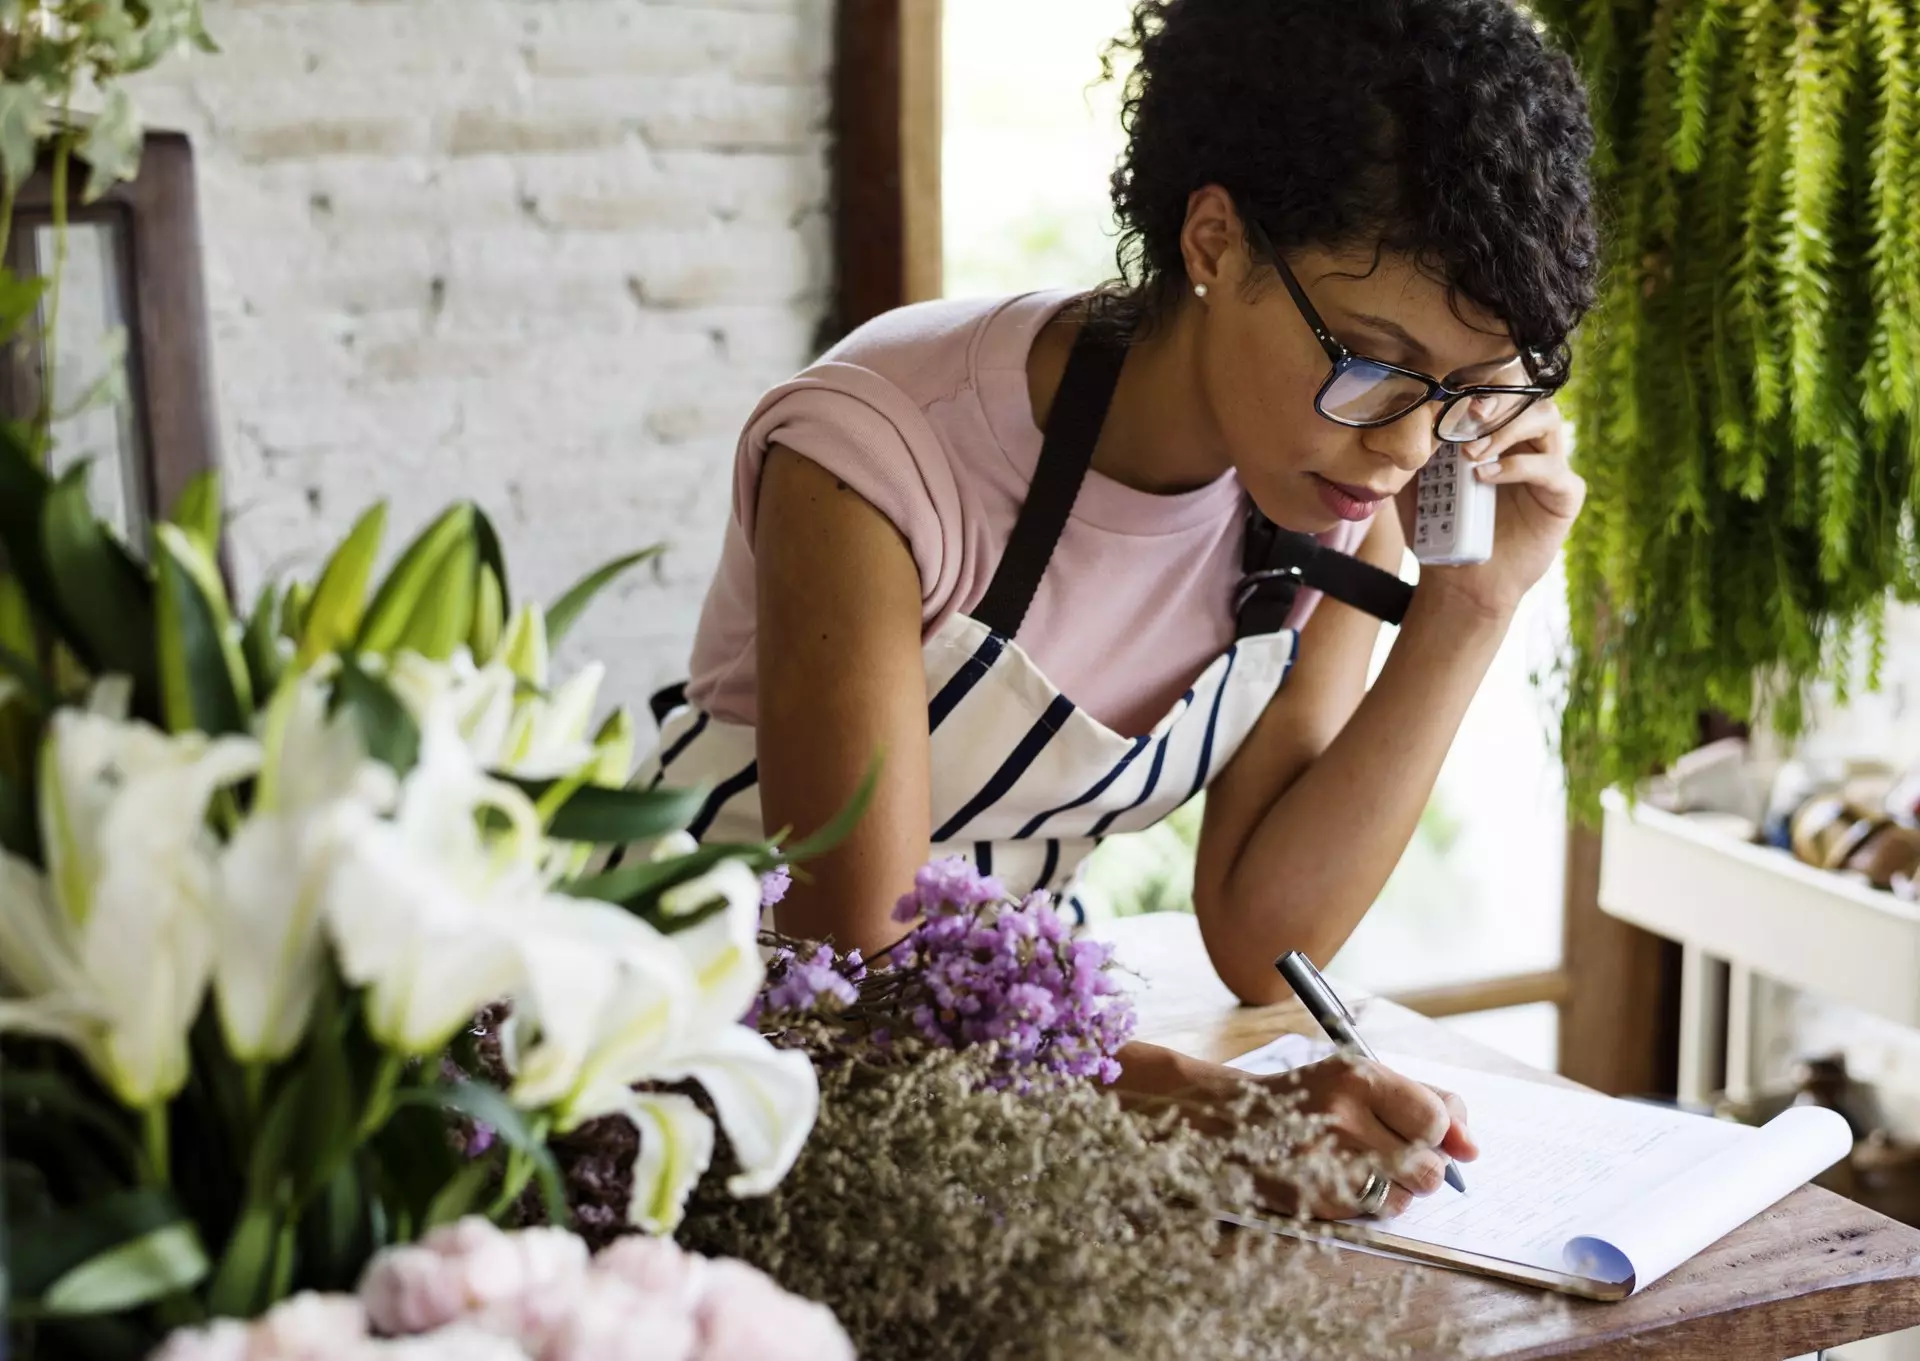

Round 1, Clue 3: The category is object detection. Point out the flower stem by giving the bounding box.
[486,1148,534,1221]
[356,1053,405,1141]
[141,1102,170,1188]
[242,1062,266,1129]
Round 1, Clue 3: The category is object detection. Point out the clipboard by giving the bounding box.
[1224,1040,1853,1300]
[1221,1211,1634,1301]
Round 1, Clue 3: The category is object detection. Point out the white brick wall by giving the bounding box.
[126,0,833,715]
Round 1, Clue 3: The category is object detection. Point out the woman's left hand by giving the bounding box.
[1394,400,1585,620]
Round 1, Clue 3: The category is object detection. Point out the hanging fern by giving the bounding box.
[1533,0,1920,816]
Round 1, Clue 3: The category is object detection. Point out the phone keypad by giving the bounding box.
[1416,448,1461,551]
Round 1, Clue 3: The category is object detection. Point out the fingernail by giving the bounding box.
[1475,459,1501,480]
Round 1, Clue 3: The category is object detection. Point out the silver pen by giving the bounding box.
[1275,950,1468,1194]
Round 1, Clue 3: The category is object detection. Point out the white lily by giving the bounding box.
[0,705,259,1107]
[211,674,398,1063]
[387,645,604,782]
[505,840,816,1232]
[323,712,549,1056]
[504,899,698,1116]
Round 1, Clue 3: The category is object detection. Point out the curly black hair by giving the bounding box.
[1100,0,1599,371]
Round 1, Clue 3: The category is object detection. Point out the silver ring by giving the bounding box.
[1356,1171,1392,1218]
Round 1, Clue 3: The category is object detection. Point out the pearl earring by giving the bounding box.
[1193,283,1209,298]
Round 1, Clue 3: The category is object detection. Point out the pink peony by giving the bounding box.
[536,1275,697,1361]
[251,1292,369,1357]
[587,1234,852,1361]
[360,1218,588,1342]
[148,1320,250,1361]
[589,1234,708,1311]
[352,1324,531,1359]
[690,1258,854,1361]
[152,1223,851,1361]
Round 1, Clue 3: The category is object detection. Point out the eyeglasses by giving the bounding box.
[1249,221,1561,443]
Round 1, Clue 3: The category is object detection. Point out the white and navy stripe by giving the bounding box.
[636,617,1297,919]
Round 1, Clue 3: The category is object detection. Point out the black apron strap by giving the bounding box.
[971,326,1129,639]
[649,681,689,727]
[1235,507,1414,635]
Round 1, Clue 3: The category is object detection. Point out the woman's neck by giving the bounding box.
[1026,300,1233,496]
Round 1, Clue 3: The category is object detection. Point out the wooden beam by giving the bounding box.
[1389,969,1570,1020]
[1558,823,1681,1097]
[897,0,942,306]
[830,0,942,340]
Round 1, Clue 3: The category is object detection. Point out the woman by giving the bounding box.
[645,0,1598,1219]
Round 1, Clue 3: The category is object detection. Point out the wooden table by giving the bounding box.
[1096,912,1920,1361]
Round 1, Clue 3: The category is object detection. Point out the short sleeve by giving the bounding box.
[734,362,966,622]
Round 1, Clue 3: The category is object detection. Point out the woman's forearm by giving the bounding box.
[1198,582,1512,1002]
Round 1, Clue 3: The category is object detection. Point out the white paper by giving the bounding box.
[1227,1043,1852,1294]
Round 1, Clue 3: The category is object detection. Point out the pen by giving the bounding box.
[1274,950,1468,1195]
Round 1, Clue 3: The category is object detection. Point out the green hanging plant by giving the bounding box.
[1534,0,1920,815]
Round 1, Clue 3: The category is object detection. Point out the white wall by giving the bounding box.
[126,0,833,712]
[1749,606,1920,1133]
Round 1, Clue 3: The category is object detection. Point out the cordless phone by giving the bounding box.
[1412,442,1496,566]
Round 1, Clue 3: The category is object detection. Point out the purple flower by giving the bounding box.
[760,864,792,908]
[892,855,1005,922]
[754,943,864,1024]
[891,869,1134,1087]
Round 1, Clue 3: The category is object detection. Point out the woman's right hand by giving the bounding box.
[1266,1053,1478,1219]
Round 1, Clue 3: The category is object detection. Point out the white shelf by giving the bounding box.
[1598,789,1920,1029]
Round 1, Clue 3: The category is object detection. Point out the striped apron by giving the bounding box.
[639,327,1413,922]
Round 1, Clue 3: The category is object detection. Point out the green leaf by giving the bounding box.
[422,1159,496,1231]
[0,80,48,196]
[204,1197,277,1320]
[42,465,157,691]
[393,1082,566,1227]
[0,765,33,859]
[0,639,56,710]
[544,546,661,648]
[79,88,144,203]
[0,268,49,345]
[357,504,474,656]
[0,430,56,591]
[154,523,248,735]
[1,1072,140,1169]
[506,779,705,845]
[406,530,476,661]
[8,1189,183,1300]
[166,470,222,560]
[299,1159,376,1292]
[330,656,421,776]
[0,570,34,654]
[288,994,358,1201]
[368,1101,463,1238]
[241,581,287,700]
[470,564,505,663]
[564,838,773,910]
[279,578,312,642]
[43,1222,206,1315]
[472,506,511,617]
[298,502,387,667]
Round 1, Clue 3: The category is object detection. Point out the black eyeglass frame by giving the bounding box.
[1245,220,1564,442]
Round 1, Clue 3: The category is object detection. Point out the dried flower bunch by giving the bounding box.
[523,858,1412,1359]
[678,1046,1413,1361]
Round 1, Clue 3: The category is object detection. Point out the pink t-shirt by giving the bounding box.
[685,291,1370,738]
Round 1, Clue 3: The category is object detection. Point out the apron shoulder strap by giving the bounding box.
[971,325,1128,640]
[1235,508,1415,635]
